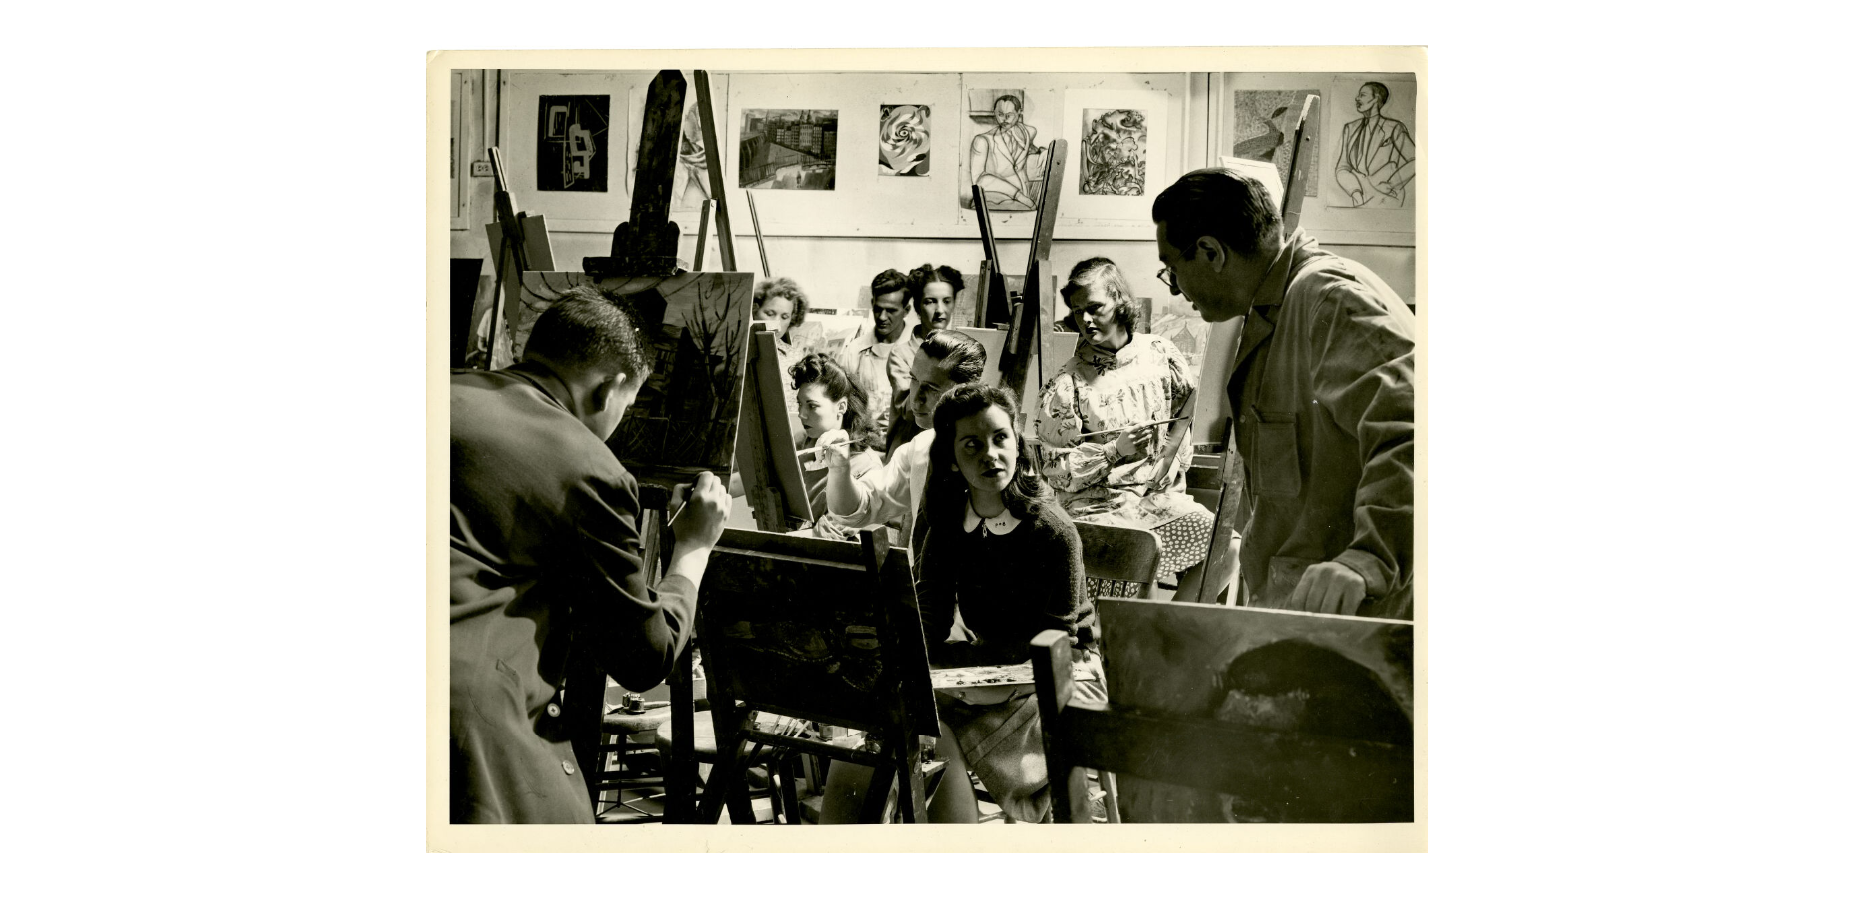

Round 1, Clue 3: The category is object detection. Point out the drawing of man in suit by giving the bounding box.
[1333,82,1414,209]
[969,94,1043,210]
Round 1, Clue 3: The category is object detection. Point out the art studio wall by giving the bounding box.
[449,68,1418,335]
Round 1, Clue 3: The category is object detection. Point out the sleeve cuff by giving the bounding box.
[1333,548,1391,598]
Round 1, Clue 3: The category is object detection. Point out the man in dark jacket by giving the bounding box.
[1151,169,1415,620]
[450,288,729,823]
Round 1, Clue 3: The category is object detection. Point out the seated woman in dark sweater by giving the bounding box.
[915,383,1106,822]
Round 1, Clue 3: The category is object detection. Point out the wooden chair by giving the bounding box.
[1183,420,1246,605]
[692,527,940,824]
[1073,521,1162,601]
[1031,599,1415,824]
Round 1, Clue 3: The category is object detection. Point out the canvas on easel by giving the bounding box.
[694,528,939,823]
[1099,599,1414,823]
[735,325,812,531]
[515,270,754,489]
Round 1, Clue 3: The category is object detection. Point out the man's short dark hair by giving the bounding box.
[918,328,986,385]
[870,268,908,302]
[523,286,650,380]
[1361,81,1390,107]
[1151,168,1281,259]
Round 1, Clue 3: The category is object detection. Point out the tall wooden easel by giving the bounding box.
[479,147,555,369]
[970,140,1069,407]
[1186,94,1320,605]
[550,69,761,824]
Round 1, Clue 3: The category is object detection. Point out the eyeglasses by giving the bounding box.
[1155,267,1178,292]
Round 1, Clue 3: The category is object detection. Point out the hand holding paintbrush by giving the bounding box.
[1082,415,1188,459]
[664,471,728,547]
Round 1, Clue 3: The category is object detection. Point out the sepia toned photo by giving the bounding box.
[434,47,1425,853]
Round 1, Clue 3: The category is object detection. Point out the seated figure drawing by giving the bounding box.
[968,94,1043,211]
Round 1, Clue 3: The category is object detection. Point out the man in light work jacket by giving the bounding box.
[450,288,729,823]
[1152,169,1415,619]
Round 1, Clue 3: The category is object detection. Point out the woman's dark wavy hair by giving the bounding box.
[753,277,809,341]
[1059,257,1138,336]
[788,352,880,453]
[924,382,1054,531]
[905,263,966,309]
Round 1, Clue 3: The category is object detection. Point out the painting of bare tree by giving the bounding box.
[517,270,754,488]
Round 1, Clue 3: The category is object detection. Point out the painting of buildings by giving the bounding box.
[739,109,838,190]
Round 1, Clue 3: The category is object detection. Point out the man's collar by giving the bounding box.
[504,361,572,410]
[1250,228,1313,309]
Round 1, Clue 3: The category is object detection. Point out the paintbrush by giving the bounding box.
[1083,416,1190,439]
[665,482,695,528]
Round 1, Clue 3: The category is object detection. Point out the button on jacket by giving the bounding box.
[450,364,698,823]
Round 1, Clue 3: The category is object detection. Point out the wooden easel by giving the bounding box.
[735,324,812,532]
[721,180,808,533]
[1186,94,1320,606]
[978,140,1069,407]
[548,69,769,824]
[694,528,939,824]
[479,147,555,369]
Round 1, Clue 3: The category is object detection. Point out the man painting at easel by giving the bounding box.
[449,288,729,823]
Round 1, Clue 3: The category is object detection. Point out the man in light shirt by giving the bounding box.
[832,269,912,443]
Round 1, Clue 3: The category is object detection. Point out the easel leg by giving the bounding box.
[697,705,751,824]
[895,732,926,824]
[665,648,698,823]
[779,754,804,823]
[858,764,897,823]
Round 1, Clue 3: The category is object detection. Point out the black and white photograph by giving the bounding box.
[439,48,1422,851]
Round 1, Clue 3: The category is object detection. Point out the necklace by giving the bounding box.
[967,498,1017,537]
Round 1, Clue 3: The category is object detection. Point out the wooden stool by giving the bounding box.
[596,704,673,822]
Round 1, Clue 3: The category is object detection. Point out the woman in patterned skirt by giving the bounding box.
[1035,257,1219,601]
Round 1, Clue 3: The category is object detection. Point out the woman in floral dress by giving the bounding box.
[1035,257,1217,600]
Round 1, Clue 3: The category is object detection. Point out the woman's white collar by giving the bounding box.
[963,501,1022,535]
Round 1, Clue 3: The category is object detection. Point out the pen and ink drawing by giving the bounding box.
[626,87,711,209]
[1331,80,1415,210]
[961,89,1046,211]
[1078,108,1147,196]
[878,104,931,177]
[536,95,610,192]
[1230,89,1320,198]
[739,109,838,190]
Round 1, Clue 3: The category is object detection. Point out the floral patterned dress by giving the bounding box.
[1035,333,1213,578]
